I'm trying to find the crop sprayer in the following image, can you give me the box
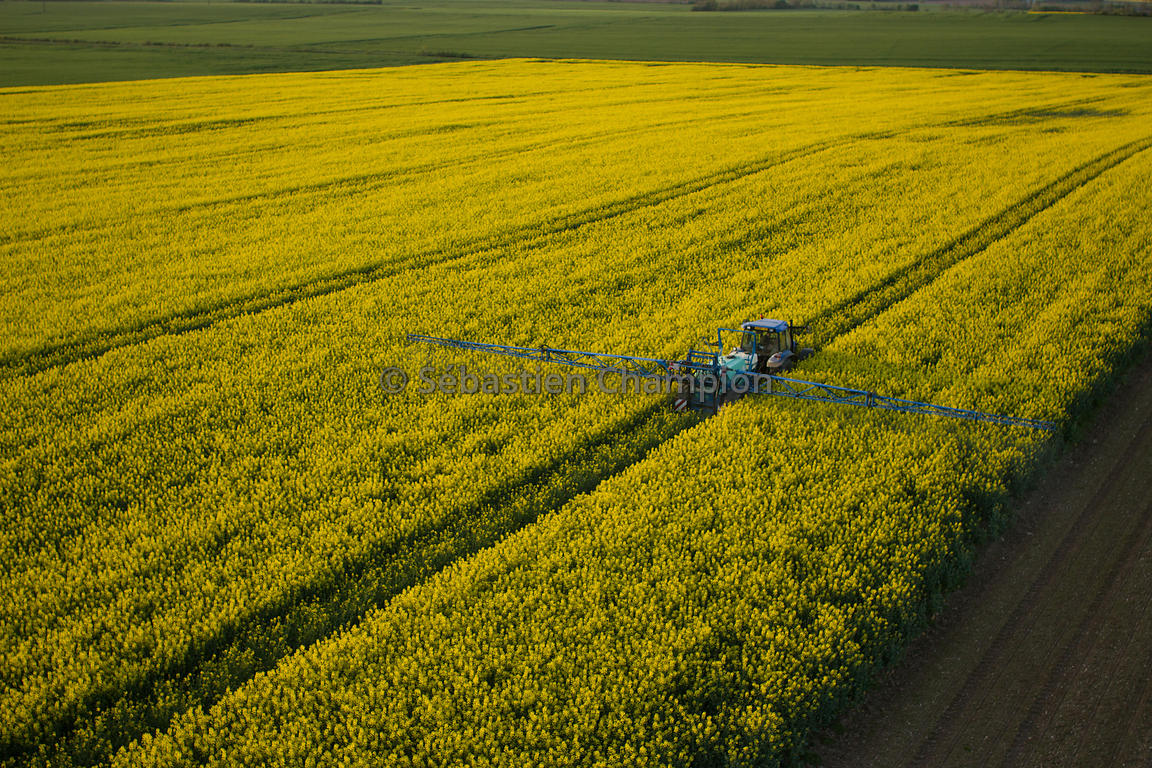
[407,318,1055,431]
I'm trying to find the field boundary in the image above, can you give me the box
[816,335,1152,768]
[4,3,1152,87]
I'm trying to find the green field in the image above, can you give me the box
[2,0,1151,86]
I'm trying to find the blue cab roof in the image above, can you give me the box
[741,318,788,332]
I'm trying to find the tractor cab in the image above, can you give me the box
[721,318,813,374]
[677,318,816,413]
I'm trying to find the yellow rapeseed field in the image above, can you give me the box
[2,60,1150,767]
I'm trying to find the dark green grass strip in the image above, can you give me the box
[3,5,1152,87]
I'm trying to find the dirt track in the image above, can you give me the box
[818,349,1152,768]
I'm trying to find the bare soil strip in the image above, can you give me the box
[817,346,1152,768]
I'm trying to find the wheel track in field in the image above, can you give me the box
[4,118,631,250]
[807,135,1152,347]
[0,75,651,140]
[3,92,1100,249]
[0,94,771,246]
[0,93,1116,380]
[1111,639,1152,765]
[4,401,702,767]
[0,133,861,381]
